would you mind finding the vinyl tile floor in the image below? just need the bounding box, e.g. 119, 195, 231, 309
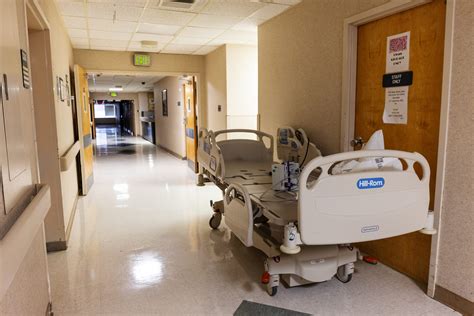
47, 127, 458, 315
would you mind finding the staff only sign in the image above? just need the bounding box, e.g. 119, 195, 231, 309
383, 31, 411, 124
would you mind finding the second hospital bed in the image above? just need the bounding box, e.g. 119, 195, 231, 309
197, 128, 434, 296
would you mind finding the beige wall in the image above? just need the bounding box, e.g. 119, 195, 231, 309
259, 0, 389, 154
154, 77, 186, 157
205, 46, 227, 132
36, 0, 79, 243
436, 0, 474, 303
0, 227, 50, 315
0, 0, 51, 313
226, 44, 258, 132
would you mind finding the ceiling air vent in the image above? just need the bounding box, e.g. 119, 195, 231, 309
161, 0, 195, 9
159, 0, 209, 12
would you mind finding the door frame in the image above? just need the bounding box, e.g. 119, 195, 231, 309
182, 76, 198, 171
340, 0, 456, 297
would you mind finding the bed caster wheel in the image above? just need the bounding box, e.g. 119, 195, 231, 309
209, 213, 222, 230
266, 274, 279, 296
267, 286, 278, 296
336, 264, 353, 283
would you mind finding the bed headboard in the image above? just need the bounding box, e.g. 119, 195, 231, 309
298, 150, 430, 245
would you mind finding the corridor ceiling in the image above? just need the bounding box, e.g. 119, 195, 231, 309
55, 0, 301, 55
87, 73, 165, 92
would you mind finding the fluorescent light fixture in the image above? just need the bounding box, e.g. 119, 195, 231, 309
109, 87, 123, 92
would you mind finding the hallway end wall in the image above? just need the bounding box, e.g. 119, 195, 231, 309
90, 92, 140, 135
72, 50, 207, 128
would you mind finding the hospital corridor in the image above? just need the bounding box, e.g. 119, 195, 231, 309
1, 0, 473, 315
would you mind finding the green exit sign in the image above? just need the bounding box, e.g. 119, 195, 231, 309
133, 54, 151, 67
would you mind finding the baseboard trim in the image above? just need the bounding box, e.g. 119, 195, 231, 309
46, 240, 67, 252
157, 145, 185, 160
434, 285, 474, 315
65, 195, 79, 242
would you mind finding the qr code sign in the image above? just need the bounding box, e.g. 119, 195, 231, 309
389, 36, 407, 53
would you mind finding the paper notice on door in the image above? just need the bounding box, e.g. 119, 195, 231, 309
386, 31, 410, 73
383, 86, 408, 124
384, 31, 410, 124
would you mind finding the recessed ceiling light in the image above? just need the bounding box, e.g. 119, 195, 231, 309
141, 40, 158, 48
109, 87, 123, 92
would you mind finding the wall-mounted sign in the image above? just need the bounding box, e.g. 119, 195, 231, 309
382, 71, 413, 88
133, 54, 151, 67
20, 49, 30, 89
383, 31, 411, 125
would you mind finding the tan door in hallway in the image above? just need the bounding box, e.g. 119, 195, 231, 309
184, 79, 198, 172
354, 0, 445, 284
74, 64, 94, 194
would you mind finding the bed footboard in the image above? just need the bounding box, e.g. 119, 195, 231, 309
298, 150, 430, 245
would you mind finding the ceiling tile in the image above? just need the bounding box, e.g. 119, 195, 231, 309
87, 0, 148, 7
87, 3, 144, 22
201, 1, 264, 17
88, 19, 138, 32
89, 30, 132, 40
216, 30, 257, 43
132, 33, 174, 43
57, 1, 85, 17
63, 16, 87, 29
68, 28, 88, 38
161, 44, 201, 54
138, 23, 182, 35
189, 14, 243, 29
251, 4, 289, 20
179, 26, 224, 39
90, 39, 129, 48
172, 36, 210, 46
142, 9, 196, 26
89, 46, 127, 51
231, 17, 264, 32
193, 45, 219, 55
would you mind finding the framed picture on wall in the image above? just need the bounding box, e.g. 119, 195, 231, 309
162, 89, 168, 116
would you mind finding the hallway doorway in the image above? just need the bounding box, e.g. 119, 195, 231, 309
93, 100, 135, 137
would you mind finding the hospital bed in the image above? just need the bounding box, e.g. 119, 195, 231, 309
197, 128, 435, 296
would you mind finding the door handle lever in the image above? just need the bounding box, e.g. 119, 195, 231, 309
350, 136, 365, 148
2, 74, 8, 101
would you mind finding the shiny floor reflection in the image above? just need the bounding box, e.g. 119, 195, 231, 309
47, 128, 457, 315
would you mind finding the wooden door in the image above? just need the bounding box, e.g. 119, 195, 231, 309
184, 79, 198, 172
354, 0, 445, 284
74, 65, 94, 194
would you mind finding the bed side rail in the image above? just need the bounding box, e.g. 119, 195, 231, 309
197, 128, 224, 178
298, 150, 430, 245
